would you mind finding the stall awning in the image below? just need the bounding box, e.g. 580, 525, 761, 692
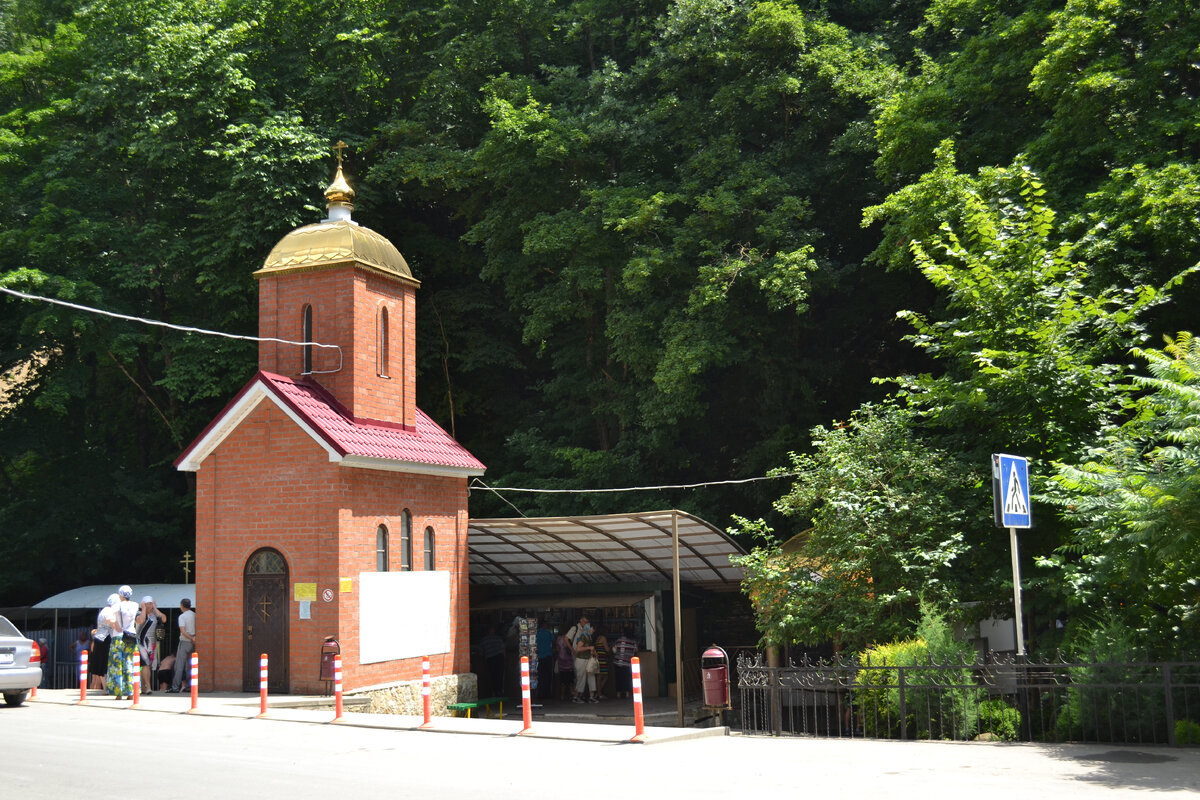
33, 584, 196, 609
467, 510, 745, 590
471, 592, 657, 611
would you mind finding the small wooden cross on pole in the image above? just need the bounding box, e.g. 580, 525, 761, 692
181, 551, 194, 583
333, 140, 348, 167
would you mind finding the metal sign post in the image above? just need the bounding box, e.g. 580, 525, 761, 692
992, 453, 1031, 656
1008, 526, 1025, 657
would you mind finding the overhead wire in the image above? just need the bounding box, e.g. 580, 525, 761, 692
0, 285, 342, 356
469, 473, 798, 494
5, 284, 798, 508
469, 473, 799, 518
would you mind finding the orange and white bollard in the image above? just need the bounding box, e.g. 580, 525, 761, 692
519, 656, 534, 735
630, 656, 647, 743
331, 655, 344, 723
187, 652, 199, 713
78, 650, 88, 704
420, 656, 432, 729
130, 649, 141, 707
30, 642, 39, 699
257, 653, 269, 718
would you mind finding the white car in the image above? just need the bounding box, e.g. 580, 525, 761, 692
0, 615, 42, 706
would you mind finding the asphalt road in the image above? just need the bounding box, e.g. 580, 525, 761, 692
3, 702, 1198, 798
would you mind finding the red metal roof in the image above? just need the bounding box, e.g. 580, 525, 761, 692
176, 370, 485, 475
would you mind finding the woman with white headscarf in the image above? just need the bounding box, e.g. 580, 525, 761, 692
89, 593, 118, 691
107, 585, 139, 699
136, 596, 166, 694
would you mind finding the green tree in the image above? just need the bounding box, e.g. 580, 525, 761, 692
732, 403, 977, 651
1043, 333, 1200, 653
384, 0, 901, 520
0, 0, 332, 601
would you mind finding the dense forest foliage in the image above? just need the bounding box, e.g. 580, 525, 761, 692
2, 0, 1197, 655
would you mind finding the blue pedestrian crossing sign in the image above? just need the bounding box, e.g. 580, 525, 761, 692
992, 453, 1032, 529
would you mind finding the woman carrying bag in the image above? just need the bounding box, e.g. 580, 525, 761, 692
136, 596, 167, 695
572, 619, 600, 703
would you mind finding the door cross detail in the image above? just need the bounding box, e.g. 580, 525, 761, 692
257, 595, 274, 622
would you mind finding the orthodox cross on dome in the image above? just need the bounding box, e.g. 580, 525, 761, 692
324, 139, 355, 219
180, 550, 194, 583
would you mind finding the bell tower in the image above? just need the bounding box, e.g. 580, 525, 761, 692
253, 143, 419, 429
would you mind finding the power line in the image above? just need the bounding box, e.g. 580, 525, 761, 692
6, 284, 799, 501
469, 473, 797, 495
1, 285, 341, 354
470, 480, 531, 517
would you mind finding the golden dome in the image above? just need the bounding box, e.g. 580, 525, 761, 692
255, 219, 418, 285
255, 146, 418, 285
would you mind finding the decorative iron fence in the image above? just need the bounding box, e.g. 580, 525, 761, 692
736, 651, 1200, 745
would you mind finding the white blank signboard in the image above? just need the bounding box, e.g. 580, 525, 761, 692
358, 571, 452, 664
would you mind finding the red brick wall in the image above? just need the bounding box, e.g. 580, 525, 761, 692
194, 399, 470, 694
256, 266, 416, 428
334, 467, 471, 688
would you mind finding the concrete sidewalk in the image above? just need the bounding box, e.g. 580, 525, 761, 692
29, 688, 727, 745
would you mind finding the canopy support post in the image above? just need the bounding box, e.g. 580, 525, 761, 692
673, 510, 684, 728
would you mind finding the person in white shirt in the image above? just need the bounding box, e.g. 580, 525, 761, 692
169, 599, 196, 692
89, 594, 118, 691
107, 585, 139, 699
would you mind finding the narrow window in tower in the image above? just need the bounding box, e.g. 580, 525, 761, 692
302, 304, 314, 374
378, 306, 390, 378
423, 527, 435, 571
376, 525, 389, 572
401, 510, 413, 571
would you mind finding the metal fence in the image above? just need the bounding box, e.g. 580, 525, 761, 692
736, 651, 1200, 745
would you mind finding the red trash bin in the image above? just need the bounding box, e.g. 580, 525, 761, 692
320, 637, 340, 690
701, 645, 730, 708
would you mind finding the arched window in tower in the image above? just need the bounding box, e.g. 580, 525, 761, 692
376, 524, 389, 572
423, 526, 435, 571
378, 306, 390, 378
302, 304, 314, 374
401, 510, 413, 571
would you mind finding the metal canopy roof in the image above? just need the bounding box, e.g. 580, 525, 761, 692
33, 584, 196, 610
467, 510, 745, 589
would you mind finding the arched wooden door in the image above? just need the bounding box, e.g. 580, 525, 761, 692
243, 548, 289, 693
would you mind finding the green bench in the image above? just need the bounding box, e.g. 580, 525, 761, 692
446, 696, 507, 719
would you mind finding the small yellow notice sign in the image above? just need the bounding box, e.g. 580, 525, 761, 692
293, 582, 317, 602
339, 577, 353, 593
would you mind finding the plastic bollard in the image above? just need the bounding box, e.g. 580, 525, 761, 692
257, 653, 269, 717
519, 656, 534, 735
78, 650, 88, 704
630, 656, 647, 743
332, 655, 344, 723
187, 652, 199, 713
130, 649, 141, 707
420, 657, 432, 729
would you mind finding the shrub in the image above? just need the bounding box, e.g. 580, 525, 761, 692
1177, 720, 1200, 745
977, 698, 1021, 741
854, 601, 979, 740
1054, 616, 1165, 743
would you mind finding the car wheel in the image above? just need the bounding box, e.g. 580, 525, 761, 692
3, 691, 29, 707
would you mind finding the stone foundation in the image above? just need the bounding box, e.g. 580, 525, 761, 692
352, 672, 478, 716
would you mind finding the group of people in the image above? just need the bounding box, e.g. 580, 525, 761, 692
84, 588, 197, 698
548, 616, 638, 704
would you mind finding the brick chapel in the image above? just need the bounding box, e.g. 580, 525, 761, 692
176, 151, 485, 694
